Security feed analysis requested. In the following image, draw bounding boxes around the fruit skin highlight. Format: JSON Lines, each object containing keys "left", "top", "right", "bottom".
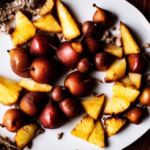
{"left": 126, "top": 107, "right": 145, "bottom": 125}
{"left": 8, "top": 48, "right": 32, "bottom": 78}
{"left": 139, "top": 87, "right": 150, "bottom": 106}
{"left": 39, "top": 100, "right": 66, "bottom": 129}
{"left": 2, "top": 109, "right": 28, "bottom": 132}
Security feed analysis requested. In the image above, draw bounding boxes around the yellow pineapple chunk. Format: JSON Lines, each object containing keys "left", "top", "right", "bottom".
{"left": 14, "top": 123, "right": 39, "bottom": 150}
{"left": 88, "top": 120, "right": 105, "bottom": 148}
{"left": 56, "top": 0, "right": 80, "bottom": 40}
{"left": 104, "top": 96, "right": 130, "bottom": 115}
{"left": 105, "top": 58, "right": 126, "bottom": 83}
{"left": 105, "top": 117, "right": 126, "bottom": 137}
{"left": 129, "top": 73, "right": 142, "bottom": 89}
{"left": 104, "top": 45, "right": 123, "bottom": 58}
{"left": 11, "top": 11, "right": 36, "bottom": 47}
{"left": 81, "top": 94, "right": 105, "bottom": 120}
{"left": 113, "top": 82, "right": 140, "bottom": 102}
{"left": 39, "top": 0, "right": 55, "bottom": 16}
{"left": 120, "top": 75, "right": 133, "bottom": 86}
{"left": 0, "top": 76, "right": 22, "bottom": 105}
{"left": 19, "top": 79, "right": 52, "bottom": 92}
{"left": 33, "top": 13, "right": 62, "bottom": 33}
{"left": 71, "top": 115, "right": 95, "bottom": 140}
{"left": 120, "top": 22, "right": 141, "bottom": 55}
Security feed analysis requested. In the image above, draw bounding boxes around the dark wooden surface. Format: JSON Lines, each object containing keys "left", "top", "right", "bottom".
{"left": 123, "top": 1, "right": 150, "bottom": 150}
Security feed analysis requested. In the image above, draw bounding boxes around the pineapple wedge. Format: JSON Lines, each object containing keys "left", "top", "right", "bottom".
{"left": 129, "top": 73, "right": 142, "bottom": 89}
{"left": 104, "top": 45, "right": 123, "bottom": 58}
{"left": 88, "top": 120, "right": 105, "bottom": 148}
{"left": 56, "top": 0, "right": 80, "bottom": 40}
{"left": 11, "top": 11, "right": 36, "bottom": 47}
{"left": 105, "top": 117, "right": 126, "bottom": 137}
{"left": 113, "top": 82, "right": 140, "bottom": 102}
{"left": 71, "top": 115, "right": 95, "bottom": 140}
{"left": 120, "top": 22, "right": 141, "bottom": 55}
{"left": 120, "top": 75, "right": 133, "bottom": 86}
{"left": 81, "top": 94, "right": 105, "bottom": 120}
{"left": 105, "top": 58, "right": 126, "bottom": 83}
{"left": 104, "top": 96, "right": 130, "bottom": 115}
{"left": 33, "top": 13, "right": 62, "bottom": 33}
{"left": 14, "top": 123, "right": 39, "bottom": 150}
{"left": 19, "top": 79, "right": 52, "bottom": 92}
{"left": 39, "top": 0, "right": 55, "bottom": 16}
{"left": 0, "top": 76, "right": 22, "bottom": 105}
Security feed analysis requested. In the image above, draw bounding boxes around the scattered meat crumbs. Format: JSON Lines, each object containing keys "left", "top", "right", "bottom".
{"left": 57, "top": 132, "right": 64, "bottom": 140}
{"left": 112, "top": 26, "right": 117, "bottom": 31}
{"left": 143, "top": 43, "right": 150, "bottom": 48}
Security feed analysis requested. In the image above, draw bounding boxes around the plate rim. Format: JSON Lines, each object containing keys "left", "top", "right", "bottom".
{"left": 118, "top": 0, "right": 150, "bottom": 149}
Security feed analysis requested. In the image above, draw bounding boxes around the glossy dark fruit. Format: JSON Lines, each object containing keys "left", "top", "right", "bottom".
{"left": 127, "top": 53, "right": 146, "bottom": 73}
{"left": 139, "top": 87, "right": 150, "bottom": 106}
{"left": 59, "top": 98, "right": 81, "bottom": 119}
{"left": 77, "top": 57, "right": 91, "bottom": 73}
{"left": 8, "top": 48, "right": 32, "bottom": 78}
{"left": 56, "top": 41, "right": 84, "bottom": 67}
{"left": 52, "top": 86, "right": 68, "bottom": 102}
{"left": 2, "top": 109, "right": 28, "bottom": 132}
{"left": 64, "top": 71, "right": 92, "bottom": 97}
{"left": 19, "top": 92, "right": 47, "bottom": 116}
{"left": 94, "top": 52, "right": 112, "bottom": 71}
{"left": 82, "top": 21, "right": 98, "bottom": 37}
{"left": 126, "top": 107, "right": 145, "bottom": 125}
{"left": 28, "top": 57, "right": 59, "bottom": 84}
{"left": 93, "top": 4, "right": 114, "bottom": 28}
{"left": 84, "top": 37, "right": 102, "bottom": 55}
{"left": 38, "top": 100, "right": 66, "bottom": 129}
{"left": 30, "top": 35, "right": 55, "bottom": 56}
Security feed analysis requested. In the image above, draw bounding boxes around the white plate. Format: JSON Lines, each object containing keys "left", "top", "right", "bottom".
{"left": 0, "top": 0, "right": 150, "bottom": 150}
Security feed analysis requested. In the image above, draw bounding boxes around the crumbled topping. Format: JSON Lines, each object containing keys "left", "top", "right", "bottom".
{"left": 143, "top": 43, "right": 150, "bottom": 49}
{"left": 57, "top": 132, "right": 64, "bottom": 140}
{"left": 112, "top": 26, "right": 117, "bottom": 31}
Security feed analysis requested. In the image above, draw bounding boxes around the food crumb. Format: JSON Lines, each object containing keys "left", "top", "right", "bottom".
{"left": 113, "top": 37, "right": 122, "bottom": 47}
{"left": 57, "top": 132, "right": 64, "bottom": 140}
{"left": 36, "top": 128, "right": 45, "bottom": 135}
{"left": 92, "top": 93, "right": 97, "bottom": 97}
{"left": 105, "top": 38, "right": 112, "bottom": 44}
{"left": 112, "top": 26, "right": 117, "bottom": 31}
{"left": 27, "top": 141, "right": 33, "bottom": 149}
{"left": 143, "top": 43, "right": 150, "bottom": 48}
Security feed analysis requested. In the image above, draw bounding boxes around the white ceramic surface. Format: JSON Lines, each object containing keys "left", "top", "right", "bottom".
{"left": 0, "top": 0, "right": 150, "bottom": 150}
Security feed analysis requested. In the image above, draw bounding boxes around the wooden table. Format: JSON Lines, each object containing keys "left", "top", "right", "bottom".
{"left": 123, "top": 2, "right": 150, "bottom": 150}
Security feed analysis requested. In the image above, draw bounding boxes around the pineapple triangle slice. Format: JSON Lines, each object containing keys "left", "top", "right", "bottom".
{"left": 104, "top": 117, "right": 126, "bottom": 137}
{"left": 0, "top": 76, "right": 22, "bottom": 105}
{"left": 113, "top": 81, "right": 140, "bottom": 102}
{"left": 81, "top": 94, "right": 105, "bottom": 120}
{"left": 39, "top": 0, "right": 55, "bottom": 16}
{"left": 0, "top": 76, "right": 22, "bottom": 92}
{"left": 120, "top": 75, "right": 133, "bottom": 86}
{"left": 14, "top": 123, "right": 39, "bottom": 150}
{"left": 120, "top": 22, "right": 141, "bottom": 55}
{"left": 19, "top": 79, "right": 52, "bottom": 92}
{"left": 104, "top": 45, "right": 123, "bottom": 58}
{"left": 56, "top": 0, "right": 80, "bottom": 40}
{"left": 11, "top": 11, "right": 36, "bottom": 47}
{"left": 33, "top": 13, "right": 62, "bottom": 33}
{"left": 105, "top": 58, "right": 126, "bottom": 83}
{"left": 0, "top": 83, "right": 19, "bottom": 105}
{"left": 71, "top": 115, "right": 95, "bottom": 140}
{"left": 88, "top": 120, "right": 105, "bottom": 148}
{"left": 129, "top": 73, "right": 142, "bottom": 89}
{"left": 104, "top": 96, "right": 130, "bottom": 115}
